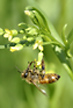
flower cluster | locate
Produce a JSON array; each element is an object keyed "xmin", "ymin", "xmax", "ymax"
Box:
[{"xmin": 0, "ymin": 6, "xmax": 73, "ymax": 80}]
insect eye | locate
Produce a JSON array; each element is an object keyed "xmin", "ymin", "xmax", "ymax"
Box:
[{"xmin": 24, "ymin": 72, "xmax": 28, "ymax": 78}]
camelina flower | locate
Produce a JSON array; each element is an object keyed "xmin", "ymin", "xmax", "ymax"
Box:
[
  {"xmin": 33, "ymin": 40, "xmax": 43, "ymax": 51},
  {"xmin": 4, "ymin": 29, "xmax": 12, "ymax": 41}
]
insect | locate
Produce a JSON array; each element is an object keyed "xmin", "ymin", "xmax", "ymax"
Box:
[{"xmin": 16, "ymin": 58, "xmax": 60, "ymax": 96}]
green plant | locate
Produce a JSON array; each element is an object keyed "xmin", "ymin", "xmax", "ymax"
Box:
[{"xmin": 0, "ymin": 6, "xmax": 73, "ymax": 80}]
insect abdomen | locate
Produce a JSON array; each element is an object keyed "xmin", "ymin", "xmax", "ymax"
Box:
[{"xmin": 39, "ymin": 73, "xmax": 60, "ymax": 84}]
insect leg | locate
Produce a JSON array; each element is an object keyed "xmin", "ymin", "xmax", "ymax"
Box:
[
  {"xmin": 41, "ymin": 58, "xmax": 45, "ymax": 75},
  {"xmin": 26, "ymin": 61, "xmax": 35, "ymax": 72},
  {"xmin": 33, "ymin": 61, "xmax": 38, "ymax": 73}
]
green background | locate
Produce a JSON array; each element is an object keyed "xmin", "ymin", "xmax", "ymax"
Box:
[{"xmin": 0, "ymin": 0, "xmax": 73, "ymax": 108}]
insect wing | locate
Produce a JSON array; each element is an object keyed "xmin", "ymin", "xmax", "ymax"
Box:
[{"xmin": 32, "ymin": 82, "xmax": 47, "ymax": 96}]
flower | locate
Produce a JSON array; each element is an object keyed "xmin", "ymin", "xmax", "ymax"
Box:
[
  {"xmin": 4, "ymin": 29, "xmax": 12, "ymax": 41},
  {"xmin": 3, "ymin": 29, "xmax": 18, "ymax": 41},
  {"xmin": 33, "ymin": 40, "xmax": 43, "ymax": 51}
]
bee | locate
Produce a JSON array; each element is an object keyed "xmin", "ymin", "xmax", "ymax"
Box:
[{"xmin": 16, "ymin": 58, "xmax": 60, "ymax": 96}]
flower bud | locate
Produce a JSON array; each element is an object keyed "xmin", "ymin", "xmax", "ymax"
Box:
[
  {"xmin": 10, "ymin": 44, "xmax": 23, "ymax": 52},
  {"xmin": 11, "ymin": 30, "xmax": 18, "ymax": 36},
  {"xmin": 11, "ymin": 37, "xmax": 20, "ymax": 43},
  {"xmin": 24, "ymin": 7, "xmax": 49, "ymax": 31},
  {"xmin": 0, "ymin": 28, "xmax": 4, "ymax": 35}
]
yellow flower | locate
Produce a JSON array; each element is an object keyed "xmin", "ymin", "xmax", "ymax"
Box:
[
  {"xmin": 33, "ymin": 40, "xmax": 43, "ymax": 51},
  {"xmin": 10, "ymin": 47, "xmax": 17, "ymax": 52},
  {"xmin": 4, "ymin": 29, "xmax": 12, "ymax": 41}
]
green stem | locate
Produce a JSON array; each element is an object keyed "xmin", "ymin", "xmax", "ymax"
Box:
[
  {"xmin": 63, "ymin": 63, "xmax": 73, "ymax": 80},
  {"xmin": 54, "ymin": 48, "xmax": 73, "ymax": 80},
  {"xmin": 43, "ymin": 42, "xmax": 60, "ymax": 46}
]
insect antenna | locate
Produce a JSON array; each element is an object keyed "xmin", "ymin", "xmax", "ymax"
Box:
[{"xmin": 15, "ymin": 66, "xmax": 22, "ymax": 73}]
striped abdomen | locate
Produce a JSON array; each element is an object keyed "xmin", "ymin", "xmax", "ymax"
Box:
[{"xmin": 39, "ymin": 73, "xmax": 60, "ymax": 84}]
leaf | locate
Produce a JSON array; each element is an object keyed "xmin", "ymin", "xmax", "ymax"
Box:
[
  {"xmin": 67, "ymin": 29, "xmax": 73, "ymax": 45},
  {"xmin": 24, "ymin": 6, "xmax": 50, "ymax": 32},
  {"xmin": 61, "ymin": 24, "xmax": 68, "ymax": 45},
  {"xmin": 67, "ymin": 42, "xmax": 73, "ymax": 57}
]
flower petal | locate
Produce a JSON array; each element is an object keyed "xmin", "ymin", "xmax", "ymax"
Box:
[
  {"xmin": 38, "ymin": 45, "xmax": 43, "ymax": 51},
  {"xmin": 33, "ymin": 43, "xmax": 38, "ymax": 50}
]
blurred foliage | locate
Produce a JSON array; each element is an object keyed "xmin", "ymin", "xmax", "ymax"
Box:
[{"xmin": 0, "ymin": 0, "xmax": 73, "ymax": 108}]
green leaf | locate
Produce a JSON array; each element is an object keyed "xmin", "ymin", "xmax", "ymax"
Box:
[
  {"xmin": 67, "ymin": 42, "xmax": 73, "ymax": 57},
  {"xmin": 24, "ymin": 6, "xmax": 50, "ymax": 32},
  {"xmin": 46, "ymin": 18, "xmax": 65, "ymax": 47},
  {"xmin": 61, "ymin": 24, "xmax": 68, "ymax": 45},
  {"xmin": 67, "ymin": 29, "xmax": 73, "ymax": 45}
]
